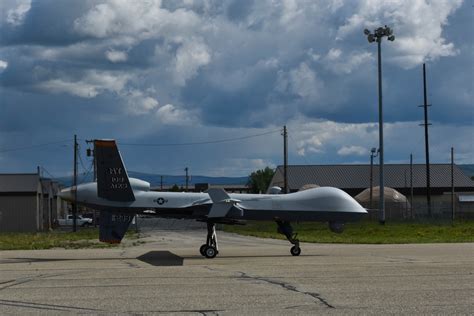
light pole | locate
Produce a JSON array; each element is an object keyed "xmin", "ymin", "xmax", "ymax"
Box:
[
  {"xmin": 369, "ymin": 147, "xmax": 379, "ymax": 210},
  {"xmin": 364, "ymin": 26, "xmax": 395, "ymax": 225}
]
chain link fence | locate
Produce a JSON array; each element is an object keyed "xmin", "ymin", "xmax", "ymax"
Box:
[{"xmin": 361, "ymin": 201, "xmax": 473, "ymax": 222}]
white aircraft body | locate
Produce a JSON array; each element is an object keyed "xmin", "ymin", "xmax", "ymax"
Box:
[{"xmin": 59, "ymin": 140, "xmax": 367, "ymax": 258}]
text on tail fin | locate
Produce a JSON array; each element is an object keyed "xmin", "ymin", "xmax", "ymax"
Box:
[{"xmin": 95, "ymin": 139, "xmax": 135, "ymax": 202}]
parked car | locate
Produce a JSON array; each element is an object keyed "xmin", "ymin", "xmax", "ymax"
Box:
[
  {"xmin": 82, "ymin": 212, "xmax": 99, "ymax": 225},
  {"xmin": 57, "ymin": 214, "xmax": 93, "ymax": 227}
]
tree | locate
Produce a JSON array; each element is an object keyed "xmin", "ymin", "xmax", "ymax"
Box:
[
  {"xmin": 247, "ymin": 167, "xmax": 275, "ymax": 194},
  {"xmin": 170, "ymin": 184, "xmax": 180, "ymax": 192}
]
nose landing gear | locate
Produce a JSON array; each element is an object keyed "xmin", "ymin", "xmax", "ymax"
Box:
[
  {"xmin": 199, "ymin": 222, "xmax": 219, "ymax": 259},
  {"xmin": 276, "ymin": 220, "xmax": 301, "ymax": 256}
]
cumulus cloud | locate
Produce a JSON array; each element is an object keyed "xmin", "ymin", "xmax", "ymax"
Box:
[
  {"xmin": 156, "ymin": 104, "xmax": 197, "ymax": 125},
  {"xmin": 123, "ymin": 89, "xmax": 160, "ymax": 115},
  {"xmin": 294, "ymin": 120, "xmax": 378, "ymax": 157},
  {"xmin": 73, "ymin": 0, "xmax": 201, "ymax": 40},
  {"xmin": 105, "ymin": 49, "xmax": 128, "ymax": 63},
  {"xmin": 323, "ymin": 49, "xmax": 373, "ymax": 74},
  {"xmin": 336, "ymin": 0, "xmax": 463, "ymax": 68},
  {"xmin": 276, "ymin": 62, "xmax": 323, "ymax": 101},
  {"xmin": 3, "ymin": 0, "xmax": 31, "ymax": 26},
  {"xmin": 0, "ymin": 0, "xmax": 471, "ymax": 175},
  {"xmin": 289, "ymin": 118, "xmax": 473, "ymax": 164},
  {"xmin": 0, "ymin": 60, "xmax": 8, "ymax": 72},
  {"xmin": 172, "ymin": 37, "xmax": 211, "ymax": 86},
  {"xmin": 337, "ymin": 145, "xmax": 367, "ymax": 156},
  {"xmin": 36, "ymin": 71, "xmax": 129, "ymax": 98}
]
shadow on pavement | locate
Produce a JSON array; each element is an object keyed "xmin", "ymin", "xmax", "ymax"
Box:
[{"xmin": 137, "ymin": 251, "xmax": 184, "ymax": 266}]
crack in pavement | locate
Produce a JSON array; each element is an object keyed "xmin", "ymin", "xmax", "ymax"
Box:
[
  {"xmin": 122, "ymin": 259, "xmax": 141, "ymax": 268},
  {"xmin": 237, "ymin": 271, "xmax": 335, "ymax": 309},
  {"xmin": 0, "ymin": 299, "xmax": 103, "ymax": 312},
  {"xmin": 0, "ymin": 271, "xmax": 86, "ymax": 292},
  {"xmin": 129, "ymin": 309, "xmax": 223, "ymax": 315},
  {"xmin": 201, "ymin": 266, "xmax": 334, "ymax": 309}
]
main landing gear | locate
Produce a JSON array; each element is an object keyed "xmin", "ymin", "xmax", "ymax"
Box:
[
  {"xmin": 200, "ymin": 222, "xmax": 219, "ymax": 259},
  {"xmin": 276, "ymin": 220, "xmax": 301, "ymax": 256}
]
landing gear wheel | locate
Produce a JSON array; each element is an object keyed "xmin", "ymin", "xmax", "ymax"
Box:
[
  {"xmin": 200, "ymin": 222, "xmax": 219, "ymax": 259},
  {"xmin": 276, "ymin": 220, "xmax": 301, "ymax": 257},
  {"xmin": 290, "ymin": 246, "xmax": 301, "ymax": 256},
  {"xmin": 204, "ymin": 246, "xmax": 218, "ymax": 259},
  {"xmin": 199, "ymin": 244, "xmax": 207, "ymax": 256}
]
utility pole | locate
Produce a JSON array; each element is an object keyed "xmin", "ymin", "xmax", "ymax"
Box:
[
  {"xmin": 185, "ymin": 167, "xmax": 189, "ymax": 192},
  {"xmin": 410, "ymin": 153, "xmax": 414, "ymax": 219},
  {"xmin": 72, "ymin": 134, "xmax": 78, "ymax": 232},
  {"xmin": 451, "ymin": 147, "xmax": 455, "ymax": 223},
  {"xmin": 283, "ymin": 125, "xmax": 288, "ymax": 193},
  {"xmin": 420, "ymin": 63, "xmax": 432, "ymax": 216},
  {"xmin": 160, "ymin": 175, "xmax": 163, "ymax": 191}
]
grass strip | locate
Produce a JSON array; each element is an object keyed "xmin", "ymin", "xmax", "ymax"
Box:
[
  {"xmin": 223, "ymin": 220, "xmax": 474, "ymax": 244},
  {"xmin": 0, "ymin": 228, "xmax": 140, "ymax": 250}
]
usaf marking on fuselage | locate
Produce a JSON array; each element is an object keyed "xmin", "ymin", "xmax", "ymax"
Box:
[
  {"xmin": 154, "ymin": 198, "xmax": 168, "ymax": 205},
  {"xmin": 59, "ymin": 139, "xmax": 367, "ymax": 258}
]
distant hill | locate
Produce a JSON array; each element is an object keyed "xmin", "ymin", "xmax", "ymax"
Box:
[
  {"xmin": 459, "ymin": 164, "xmax": 474, "ymax": 179},
  {"xmin": 56, "ymin": 171, "xmax": 249, "ymax": 187},
  {"xmin": 127, "ymin": 171, "xmax": 248, "ymax": 187}
]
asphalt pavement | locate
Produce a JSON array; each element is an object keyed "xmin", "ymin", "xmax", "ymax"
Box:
[{"xmin": 0, "ymin": 219, "xmax": 473, "ymax": 315}]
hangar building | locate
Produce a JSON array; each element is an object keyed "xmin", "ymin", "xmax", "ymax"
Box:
[{"xmin": 0, "ymin": 172, "xmax": 65, "ymax": 232}]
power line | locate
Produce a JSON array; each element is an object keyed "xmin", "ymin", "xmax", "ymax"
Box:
[
  {"xmin": 0, "ymin": 139, "xmax": 71, "ymax": 153},
  {"xmin": 0, "ymin": 130, "xmax": 280, "ymax": 153},
  {"xmin": 119, "ymin": 129, "xmax": 281, "ymax": 147},
  {"xmin": 77, "ymin": 145, "xmax": 88, "ymax": 172},
  {"xmin": 41, "ymin": 166, "xmax": 58, "ymax": 180}
]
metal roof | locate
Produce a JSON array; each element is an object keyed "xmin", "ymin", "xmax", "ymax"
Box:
[
  {"xmin": 0, "ymin": 174, "xmax": 40, "ymax": 193},
  {"xmin": 271, "ymin": 164, "xmax": 474, "ymax": 191}
]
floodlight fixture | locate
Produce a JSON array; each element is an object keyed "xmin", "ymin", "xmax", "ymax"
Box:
[
  {"xmin": 388, "ymin": 35, "xmax": 395, "ymax": 41},
  {"xmin": 364, "ymin": 29, "xmax": 370, "ymax": 35},
  {"xmin": 371, "ymin": 147, "xmax": 377, "ymax": 154}
]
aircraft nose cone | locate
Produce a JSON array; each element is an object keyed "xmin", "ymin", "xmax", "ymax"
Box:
[{"xmin": 58, "ymin": 187, "xmax": 74, "ymax": 201}]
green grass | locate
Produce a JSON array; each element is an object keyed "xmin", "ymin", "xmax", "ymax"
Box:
[
  {"xmin": 223, "ymin": 220, "xmax": 474, "ymax": 244},
  {"xmin": 0, "ymin": 228, "xmax": 141, "ymax": 250}
]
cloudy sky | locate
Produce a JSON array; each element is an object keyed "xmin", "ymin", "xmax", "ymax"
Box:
[{"xmin": 0, "ymin": 0, "xmax": 472, "ymax": 180}]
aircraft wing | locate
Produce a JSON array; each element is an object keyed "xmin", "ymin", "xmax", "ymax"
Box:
[{"xmin": 207, "ymin": 188, "xmax": 243, "ymax": 218}]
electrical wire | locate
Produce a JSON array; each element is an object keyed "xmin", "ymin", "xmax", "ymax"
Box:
[
  {"xmin": 0, "ymin": 139, "xmax": 71, "ymax": 153},
  {"xmin": 41, "ymin": 166, "xmax": 58, "ymax": 180},
  {"xmin": 119, "ymin": 129, "xmax": 281, "ymax": 147},
  {"xmin": 76, "ymin": 145, "xmax": 95, "ymax": 184},
  {"xmin": 77, "ymin": 145, "xmax": 88, "ymax": 171}
]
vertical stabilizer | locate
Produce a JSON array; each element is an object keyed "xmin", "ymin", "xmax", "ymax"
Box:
[
  {"xmin": 95, "ymin": 140, "xmax": 135, "ymax": 202},
  {"xmin": 99, "ymin": 211, "xmax": 134, "ymax": 243}
]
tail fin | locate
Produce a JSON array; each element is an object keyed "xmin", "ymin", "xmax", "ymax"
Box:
[
  {"xmin": 95, "ymin": 139, "xmax": 135, "ymax": 202},
  {"xmin": 99, "ymin": 211, "xmax": 134, "ymax": 243}
]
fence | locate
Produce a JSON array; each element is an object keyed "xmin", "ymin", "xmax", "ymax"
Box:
[{"xmin": 361, "ymin": 201, "xmax": 474, "ymax": 221}]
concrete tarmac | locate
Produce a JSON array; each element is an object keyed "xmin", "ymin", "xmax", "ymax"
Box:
[{"xmin": 1, "ymin": 222, "xmax": 473, "ymax": 315}]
